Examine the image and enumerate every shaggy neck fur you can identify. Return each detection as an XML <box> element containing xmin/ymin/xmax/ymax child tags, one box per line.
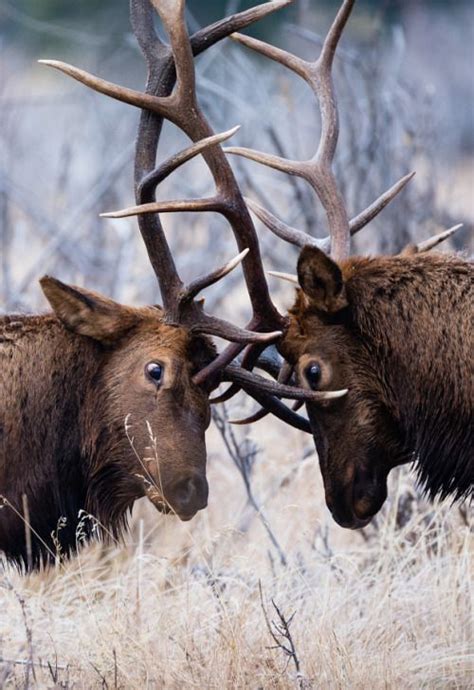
<box><xmin>345</xmin><ymin>253</ymin><xmax>473</xmax><ymax>500</ymax></box>
<box><xmin>0</xmin><ymin>315</ymin><xmax>139</xmax><ymax>567</ymax></box>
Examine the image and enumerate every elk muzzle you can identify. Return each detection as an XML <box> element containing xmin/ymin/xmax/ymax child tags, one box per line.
<box><xmin>326</xmin><ymin>465</ymin><xmax>388</xmax><ymax>529</ymax></box>
<box><xmin>168</xmin><ymin>473</ymin><xmax>209</xmax><ymax>521</ymax></box>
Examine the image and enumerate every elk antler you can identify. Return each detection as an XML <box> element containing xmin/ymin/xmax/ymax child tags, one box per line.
<box><xmin>41</xmin><ymin>0</ymin><xmax>333</xmax><ymax>411</ymax></box>
<box><xmin>224</xmin><ymin>0</ymin><xmax>414</xmax><ymax>261</ymax></box>
<box><xmin>208</xmin><ymin>0</ymin><xmax>421</xmax><ymax>428</ymax></box>
<box><xmin>401</xmin><ymin>224</ymin><xmax>464</xmax><ymax>255</ymax></box>
<box><xmin>40</xmin><ymin>0</ymin><xmax>294</xmax><ymax>380</ymax></box>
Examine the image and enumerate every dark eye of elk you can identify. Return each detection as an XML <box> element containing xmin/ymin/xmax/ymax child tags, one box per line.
<box><xmin>305</xmin><ymin>363</ymin><xmax>322</xmax><ymax>390</ymax></box>
<box><xmin>145</xmin><ymin>362</ymin><xmax>163</xmax><ymax>385</ymax></box>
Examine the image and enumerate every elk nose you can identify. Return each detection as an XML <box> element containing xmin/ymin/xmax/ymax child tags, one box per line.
<box><xmin>172</xmin><ymin>475</ymin><xmax>209</xmax><ymax>519</ymax></box>
<box><xmin>352</xmin><ymin>469</ymin><xmax>387</xmax><ymax>521</ymax></box>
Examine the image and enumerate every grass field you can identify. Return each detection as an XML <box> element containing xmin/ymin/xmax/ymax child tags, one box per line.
<box><xmin>1</xmin><ymin>416</ymin><xmax>472</xmax><ymax>689</ymax></box>
<box><xmin>1</xmin><ymin>3</ymin><xmax>473</xmax><ymax>687</ymax></box>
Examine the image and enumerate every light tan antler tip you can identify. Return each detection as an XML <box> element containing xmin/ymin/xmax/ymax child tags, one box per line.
<box><xmin>267</xmin><ymin>270</ymin><xmax>299</xmax><ymax>285</ymax></box>
<box><xmin>227</xmin><ymin>124</ymin><xmax>241</xmax><ymax>136</ymax></box>
<box><xmin>235</xmin><ymin>247</ymin><xmax>250</xmax><ymax>261</ymax></box>
<box><xmin>100</xmin><ymin>205</ymin><xmax>145</xmax><ymax>219</ymax></box>
<box><xmin>260</xmin><ymin>330</ymin><xmax>284</xmax><ymax>342</ymax></box>
<box><xmin>272</xmin><ymin>0</ymin><xmax>294</xmax><ymax>8</ymax></box>
<box><xmin>100</xmin><ymin>210</ymin><xmax>123</xmax><ymax>219</ymax></box>
<box><xmin>38</xmin><ymin>59</ymin><xmax>70</xmax><ymax>71</ymax></box>
<box><xmin>416</xmin><ymin>223</ymin><xmax>464</xmax><ymax>252</ymax></box>
<box><xmin>324</xmin><ymin>389</ymin><xmax>349</xmax><ymax>399</ymax></box>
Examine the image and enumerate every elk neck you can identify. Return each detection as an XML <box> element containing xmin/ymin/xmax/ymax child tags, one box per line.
<box><xmin>343</xmin><ymin>252</ymin><xmax>473</xmax><ymax>499</ymax></box>
<box><xmin>0</xmin><ymin>313</ymin><xmax>131</xmax><ymax>563</ymax></box>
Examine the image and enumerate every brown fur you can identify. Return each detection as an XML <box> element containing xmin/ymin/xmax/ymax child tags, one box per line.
<box><xmin>281</xmin><ymin>248</ymin><xmax>473</xmax><ymax>528</ymax></box>
<box><xmin>0</xmin><ymin>278</ymin><xmax>216</xmax><ymax>567</ymax></box>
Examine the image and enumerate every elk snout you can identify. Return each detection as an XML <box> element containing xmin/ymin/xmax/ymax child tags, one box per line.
<box><xmin>169</xmin><ymin>474</ymin><xmax>209</xmax><ymax>521</ymax></box>
<box><xmin>325</xmin><ymin>466</ymin><xmax>388</xmax><ymax>529</ymax></box>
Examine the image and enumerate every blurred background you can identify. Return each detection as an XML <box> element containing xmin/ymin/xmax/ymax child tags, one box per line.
<box><xmin>1</xmin><ymin>3</ymin><xmax>473</xmax><ymax>687</ymax></box>
<box><xmin>0</xmin><ymin>0</ymin><xmax>473</xmax><ymax>317</ymax></box>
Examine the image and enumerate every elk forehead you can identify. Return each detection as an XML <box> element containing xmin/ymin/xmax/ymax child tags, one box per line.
<box><xmin>133</xmin><ymin>309</ymin><xmax>192</xmax><ymax>351</ymax></box>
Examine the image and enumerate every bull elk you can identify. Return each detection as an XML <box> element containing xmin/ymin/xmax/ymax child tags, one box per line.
<box><xmin>110</xmin><ymin>0</ymin><xmax>473</xmax><ymax>528</ymax></box>
<box><xmin>1</xmin><ymin>0</ymin><xmax>341</xmax><ymax>568</ymax></box>
<box><xmin>223</xmin><ymin>0</ymin><xmax>474</xmax><ymax>527</ymax></box>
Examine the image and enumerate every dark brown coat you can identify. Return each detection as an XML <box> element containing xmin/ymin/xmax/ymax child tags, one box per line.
<box><xmin>0</xmin><ymin>278</ymin><xmax>215</xmax><ymax>567</ymax></box>
<box><xmin>281</xmin><ymin>247</ymin><xmax>473</xmax><ymax>528</ymax></box>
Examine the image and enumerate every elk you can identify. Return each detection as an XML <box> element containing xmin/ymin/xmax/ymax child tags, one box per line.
<box><xmin>1</xmin><ymin>0</ymin><xmax>341</xmax><ymax>568</ymax></box>
<box><xmin>111</xmin><ymin>0</ymin><xmax>473</xmax><ymax>528</ymax></box>
<box><xmin>223</xmin><ymin>0</ymin><xmax>473</xmax><ymax>527</ymax></box>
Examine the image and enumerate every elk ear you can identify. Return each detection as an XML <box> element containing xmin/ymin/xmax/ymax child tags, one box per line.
<box><xmin>40</xmin><ymin>276</ymin><xmax>138</xmax><ymax>343</ymax></box>
<box><xmin>297</xmin><ymin>246</ymin><xmax>348</xmax><ymax>313</ymax></box>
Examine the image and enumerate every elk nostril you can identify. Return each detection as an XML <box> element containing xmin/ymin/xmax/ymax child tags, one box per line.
<box><xmin>352</xmin><ymin>475</ymin><xmax>386</xmax><ymax>521</ymax></box>
<box><xmin>174</xmin><ymin>478</ymin><xmax>194</xmax><ymax>504</ymax></box>
<box><xmin>173</xmin><ymin>475</ymin><xmax>208</xmax><ymax>514</ymax></box>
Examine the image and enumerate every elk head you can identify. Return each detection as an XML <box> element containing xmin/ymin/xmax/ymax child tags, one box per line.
<box><xmin>40</xmin><ymin>276</ymin><xmax>217</xmax><ymax>521</ymax></box>
<box><xmin>278</xmin><ymin>247</ymin><xmax>398</xmax><ymax>528</ymax></box>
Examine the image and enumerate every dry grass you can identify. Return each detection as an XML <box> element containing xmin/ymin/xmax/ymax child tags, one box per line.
<box><xmin>1</xmin><ymin>6</ymin><xmax>473</xmax><ymax>689</ymax></box>
<box><xmin>1</xmin><ymin>419</ymin><xmax>472</xmax><ymax>689</ymax></box>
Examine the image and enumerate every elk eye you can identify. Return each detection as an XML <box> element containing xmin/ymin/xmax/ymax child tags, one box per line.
<box><xmin>305</xmin><ymin>362</ymin><xmax>322</xmax><ymax>390</ymax></box>
<box><xmin>145</xmin><ymin>362</ymin><xmax>163</xmax><ymax>385</ymax></box>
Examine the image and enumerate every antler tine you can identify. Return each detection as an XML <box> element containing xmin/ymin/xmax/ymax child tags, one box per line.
<box><xmin>267</xmin><ymin>271</ymin><xmax>298</xmax><ymax>285</ymax></box>
<box><xmin>349</xmin><ymin>172</ymin><xmax>416</xmax><ymax>235</ymax></box>
<box><xmin>416</xmin><ymin>224</ymin><xmax>463</xmax><ymax>253</ymax></box>
<box><xmin>192</xmin><ymin>315</ymin><xmax>281</xmax><ymax>345</ymax></box>
<box><xmin>319</xmin><ymin>0</ymin><xmax>355</xmax><ymax>70</ymax></box>
<box><xmin>223</xmin><ymin>365</ymin><xmax>348</xmax><ymax>402</ymax></box>
<box><xmin>229</xmin><ymin>407</ymin><xmax>269</xmax><ymax>425</ymax></box>
<box><xmin>37</xmin><ymin>59</ymin><xmax>172</xmax><ymax>115</ymax></box>
<box><xmin>181</xmin><ymin>249</ymin><xmax>250</xmax><ymax>304</ymax></box>
<box><xmin>245</xmin><ymin>197</ymin><xmax>329</xmax><ymax>251</ymax></box>
<box><xmin>103</xmin><ymin>198</ymin><xmax>220</xmax><ymax>219</ymax></box>
<box><xmin>192</xmin><ymin>0</ymin><xmax>294</xmax><ymax>56</ymax></box>
<box><xmin>210</xmin><ymin>383</ymin><xmax>240</xmax><ymax>404</ymax></box>
<box><xmin>231</xmin><ymin>389</ymin><xmax>312</xmax><ymax>433</ymax></box>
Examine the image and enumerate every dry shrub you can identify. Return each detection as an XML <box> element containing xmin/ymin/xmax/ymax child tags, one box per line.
<box><xmin>1</xmin><ymin>417</ymin><xmax>472</xmax><ymax>689</ymax></box>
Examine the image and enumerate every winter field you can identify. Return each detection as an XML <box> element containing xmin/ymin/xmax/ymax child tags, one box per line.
<box><xmin>1</xmin><ymin>1</ymin><xmax>473</xmax><ymax>687</ymax></box>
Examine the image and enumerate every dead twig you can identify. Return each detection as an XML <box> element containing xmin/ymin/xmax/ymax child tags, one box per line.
<box><xmin>212</xmin><ymin>406</ymin><xmax>288</xmax><ymax>567</ymax></box>
<box><xmin>258</xmin><ymin>580</ymin><xmax>307</xmax><ymax>689</ymax></box>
